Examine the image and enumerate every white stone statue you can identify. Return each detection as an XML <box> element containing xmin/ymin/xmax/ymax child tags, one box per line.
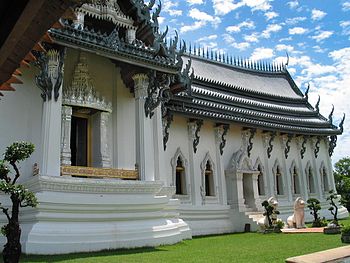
<box><xmin>257</xmin><ymin>197</ymin><xmax>279</xmax><ymax>230</ymax></box>
<box><xmin>287</xmin><ymin>197</ymin><xmax>306</xmax><ymax>229</ymax></box>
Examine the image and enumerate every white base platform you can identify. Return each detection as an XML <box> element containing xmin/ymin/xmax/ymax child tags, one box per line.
<box><xmin>0</xmin><ymin>175</ymin><xmax>191</xmax><ymax>255</ymax></box>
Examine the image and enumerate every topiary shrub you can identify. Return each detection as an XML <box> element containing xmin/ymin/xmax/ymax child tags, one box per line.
<box><xmin>327</xmin><ymin>190</ymin><xmax>339</xmax><ymax>226</ymax></box>
<box><xmin>307</xmin><ymin>198</ymin><xmax>324</xmax><ymax>227</ymax></box>
<box><xmin>0</xmin><ymin>142</ymin><xmax>38</xmax><ymax>263</ymax></box>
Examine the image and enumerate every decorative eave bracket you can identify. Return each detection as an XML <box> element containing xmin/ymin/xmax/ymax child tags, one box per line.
<box><xmin>162</xmin><ymin>107</ymin><xmax>174</xmax><ymax>151</ymax></box>
<box><xmin>263</xmin><ymin>131</ymin><xmax>276</xmax><ymax>159</ymax></box>
<box><xmin>215</xmin><ymin>124</ymin><xmax>230</xmax><ymax>155</ymax></box>
<box><xmin>188</xmin><ymin>119</ymin><xmax>203</xmax><ymax>154</ymax></box>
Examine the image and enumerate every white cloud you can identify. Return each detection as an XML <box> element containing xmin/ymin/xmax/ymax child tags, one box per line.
<box><xmin>342</xmin><ymin>2</ymin><xmax>350</xmax><ymax>11</ymax></box>
<box><xmin>244</xmin><ymin>32</ymin><xmax>259</xmax><ymax>42</ymax></box>
<box><xmin>189</xmin><ymin>8</ymin><xmax>221</xmax><ymax>27</ymax></box>
<box><xmin>212</xmin><ymin>0</ymin><xmax>271</xmax><ymax>15</ymax></box>
<box><xmin>233</xmin><ymin>42</ymin><xmax>251</xmax><ymax>50</ymax></box>
<box><xmin>275</xmin><ymin>44</ymin><xmax>294</xmax><ymax>52</ymax></box>
<box><xmin>180</xmin><ymin>21</ymin><xmax>206</xmax><ymax>33</ymax></box>
<box><xmin>313</xmin><ymin>45</ymin><xmax>327</xmax><ymax>53</ymax></box>
<box><xmin>180</xmin><ymin>8</ymin><xmax>221</xmax><ymax>33</ymax></box>
<box><xmin>226</xmin><ymin>20</ymin><xmax>255</xmax><ymax>33</ymax></box>
<box><xmin>242</xmin><ymin>0</ymin><xmax>271</xmax><ymax>11</ymax></box>
<box><xmin>223</xmin><ymin>34</ymin><xmax>250</xmax><ymax>50</ymax></box>
<box><xmin>212</xmin><ymin>0</ymin><xmax>244</xmax><ymax>15</ymax></box>
<box><xmin>187</xmin><ymin>0</ymin><xmax>204</xmax><ymax>5</ymax></box>
<box><xmin>163</xmin><ymin>0</ymin><xmax>183</xmax><ymax>16</ymax></box>
<box><xmin>265</xmin><ymin>11</ymin><xmax>279</xmax><ymax>21</ymax></box>
<box><xmin>279</xmin><ymin>37</ymin><xmax>292</xmax><ymax>42</ymax></box>
<box><xmin>287</xmin><ymin>1</ymin><xmax>299</xmax><ymax>9</ymax></box>
<box><xmin>250</xmin><ymin>47</ymin><xmax>274</xmax><ymax>60</ymax></box>
<box><xmin>261</xmin><ymin>24</ymin><xmax>282</xmax><ymax>38</ymax></box>
<box><xmin>311</xmin><ymin>30</ymin><xmax>333</xmax><ymax>42</ymax></box>
<box><xmin>197</xmin><ymin>34</ymin><xmax>218</xmax><ymax>42</ymax></box>
<box><xmin>311</xmin><ymin>9</ymin><xmax>326</xmax><ymax>21</ymax></box>
<box><xmin>285</xmin><ymin>17</ymin><xmax>306</xmax><ymax>25</ymax></box>
<box><xmin>340</xmin><ymin>21</ymin><xmax>350</xmax><ymax>37</ymax></box>
<box><xmin>289</xmin><ymin>27</ymin><xmax>308</xmax><ymax>35</ymax></box>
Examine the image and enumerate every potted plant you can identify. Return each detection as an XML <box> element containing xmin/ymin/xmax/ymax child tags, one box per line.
<box><xmin>341</xmin><ymin>225</ymin><xmax>350</xmax><ymax>243</ymax></box>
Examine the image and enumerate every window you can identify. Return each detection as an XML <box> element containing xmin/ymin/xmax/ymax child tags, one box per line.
<box><xmin>205</xmin><ymin>161</ymin><xmax>215</xmax><ymax>196</ymax></box>
<box><xmin>175</xmin><ymin>157</ymin><xmax>186</xmax><ymax>195</ymax></box>
<box><xmin>275</xmin><ymin>166</ymin><xmax>284</xmax><ymax>195</ymax></box>
<box><xmin>322</xmin><ymin>167</ymin><xmax>329</xmax><ymax>192</ymax></box>
<box><xmin>293</xmin><ymin>167</ymin><xmax>300</xmax><ymax>194</ymax></box>
<box><xmin>257</xmin><ymin>165</ymin><xmax>265</xmax><ymax>196</ymax></box>
<box><xmin>308</xmin><ymin>167</ymin><xmax>315</xmax><ymax>193</ymax></box>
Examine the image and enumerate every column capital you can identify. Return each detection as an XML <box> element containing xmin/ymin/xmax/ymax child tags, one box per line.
<box><xmin>133</xmin><ymin>73</ymin><xmax>149</xmax><ymax>99</ymax></box>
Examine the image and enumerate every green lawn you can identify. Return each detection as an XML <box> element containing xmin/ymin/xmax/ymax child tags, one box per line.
<box><xmin>12</xmin><ymin>217</ymin><xmax>350</xmax><ymax>263</ymax></box>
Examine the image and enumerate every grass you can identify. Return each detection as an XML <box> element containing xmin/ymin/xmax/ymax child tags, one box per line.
<box><xmin>7</xmin><ymin>217</ymin><xmax>350</xmax><ymax>263</ymax></box>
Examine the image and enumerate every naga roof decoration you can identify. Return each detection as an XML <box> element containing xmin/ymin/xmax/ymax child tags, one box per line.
<box><xmin>166</xmin><ymin>54</ymin><xmax>343</xmax><ymax>136</ymax></box>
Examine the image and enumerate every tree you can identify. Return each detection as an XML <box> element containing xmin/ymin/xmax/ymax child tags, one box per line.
<box><xmin>0</xmin><ymin>142</ymin><xmax>38</xmax><ymax>263</ymax></box>
<box><xmin>307</xmin><ymin>198</ymin><xmax>322</xmax><ymax>227</ymax></box>
<box><xmin>334</xmin><ymin>157</ymin><xmax>350</xmax><ymax>211</ymax></box>
<box><xmin>327</xmin><ymin>190</ymin><xmax>339</xmax><ymax>225</ymax></box>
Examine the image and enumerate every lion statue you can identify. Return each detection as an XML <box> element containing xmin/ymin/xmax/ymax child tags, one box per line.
<box><xmin>287</xmin><ymin>197</ymin><xmax>306</xmax><ymax>229</ymax></box>
<box><xmin>257</xmin><ymin>197</ymin><xmax>279</xmax><ymax>230</ymax></box>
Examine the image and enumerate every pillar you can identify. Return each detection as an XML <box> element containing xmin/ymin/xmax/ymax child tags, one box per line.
<box><xmin>214</xmin><ymin>126</ymin><xmax>227</xmax><ymax>205</ymax></box>
<box><xmin>262</xmin><ymin>133</ymin><xmax>274</xmax><ymax>197</ymax></box>
<box><xmin>153</xmin><ymin>106</ymin><xmax>166</xmax><ymax>182</ymax></box>
<box><xmin>296</xmin><ymin>136</ymin><xmax>309</xmax><ymax>201</ymax></box>
<box><xmin>188</xmin><ymin>121</ymin><xmax>198</xmax><ymax>205</ymax></box>
<box><xmin>310</xmin><ymin>137</ymin><xmax>323</xmax><ymax>200</ymax></box>
<box><xmin>39</xmin><ymin>49</ymin><xmax>65</xmax><ymax>176</ymax></box>
<box><xmin>60</xmin><ymin>105</ymin><xmax>72</xmax><ymax>165</ymax></box>
<box><xmin>281</xmin><ymin>134</ymin><xmax>293</xmax><ymax>202</ymax></box>
<box><xmin>133</xmin><ymin>74</ymin><xmax>155</xmax><ymax>181</ymax></box>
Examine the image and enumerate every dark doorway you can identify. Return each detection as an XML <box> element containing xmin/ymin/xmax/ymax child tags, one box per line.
<box><xmin>70</xmin><ymin>116</ymin><xmax>88</xmax><ymax>166</ymax></box>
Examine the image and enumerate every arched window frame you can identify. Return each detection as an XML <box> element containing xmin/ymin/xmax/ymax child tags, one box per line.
<box><xmin>272</xmin><ymin>159</ymin><xmax>284</xmax><ymax>196</ymax></box>
<box><xmin>254</xmin><ymin>157</ymin><xmax>265</xmax><ymax>196</ymax></box>
<box><xmin>200</xmin><ymin>152</ymin><xmax>216</xmax><ymax>197</ymax></box>
<box><xmin>171</xmin><ymin>148</ymin><xmax>189</xmax><ymax>196</ymax></box>
<box><xmin>320</xmin><ymin>161</ymin><xmax>329</xmax><ymax>193</ymax></box>
<box><xmin>305</xmin><ymin>161</ymin><xmax>316</xmax><ymax>194</ymax></box>
<box><xmin>290</xmin><ymin>160</ymin><xmax>301</xmax><ymax>195</ymax></box>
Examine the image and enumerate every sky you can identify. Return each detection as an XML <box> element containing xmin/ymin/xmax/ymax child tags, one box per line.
<box><xmin>156</xmin><ymin>0</ymin><xmax>350</xmax><ymax>164</ymax></box>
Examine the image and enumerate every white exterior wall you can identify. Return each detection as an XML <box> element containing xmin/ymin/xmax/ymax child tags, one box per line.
<box><xmin>0</xmin><ymin>67</ymin><xmax>43</xmax><ymax>181</ymax></box>
<box><xmin>164</xmin><ymin>117</ymin><xmax>347</xmax><ymax>234</ymax></box>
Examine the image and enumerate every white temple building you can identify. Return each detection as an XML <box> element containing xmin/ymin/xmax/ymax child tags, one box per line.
<box><xmin>0</xmin><ymin>0</ymin><xmax>347</xmax><ymax>255</ymax></box>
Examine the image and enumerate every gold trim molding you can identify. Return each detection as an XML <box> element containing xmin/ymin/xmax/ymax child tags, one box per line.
<box><xmin>61</xmin><ymin>166</ymin><xmax>138</xmax><ymax>180</ymax></box>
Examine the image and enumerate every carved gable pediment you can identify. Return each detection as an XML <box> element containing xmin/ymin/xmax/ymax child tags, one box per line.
<box><xmin>63</xmin><ymin>52</ymin><xmax>112</xmax><ymax>112</ymax></box>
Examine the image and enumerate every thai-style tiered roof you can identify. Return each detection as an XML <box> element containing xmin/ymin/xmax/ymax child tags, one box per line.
<box><xmin>167</xmin><ymin>54</ymin><xmax>343</xmax><ymax>136</ymax></box>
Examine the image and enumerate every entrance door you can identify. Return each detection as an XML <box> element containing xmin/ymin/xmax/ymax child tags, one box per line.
<box><xmin>70</xmin><ymin>116</ymin><xmax>89</xmax><ymax>166</ymax></box>
<box><xmin>243</xmin><ymin>174</ymin><xmax>255</xmax><ymax>209</ymax></box>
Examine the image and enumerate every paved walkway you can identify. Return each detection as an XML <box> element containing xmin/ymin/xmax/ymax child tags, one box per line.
<box><xmin>281</xmin><ymin>227</ymin><xmax>325</xmax><ymax>233</ymax></box>
<box><xmin>286</xmin><ymin>245</ymin><xmax>350</xmax><ymax>263</ymax></box>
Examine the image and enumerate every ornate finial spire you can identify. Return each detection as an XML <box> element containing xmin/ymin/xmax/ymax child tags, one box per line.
<box><xmin>328</xmin><ymin>104</ymin><xmax>334</xmax><ymax>125</ymax></box>
<box><xmin>285</xmin><ymin>52</ymin><xmax>289</xmax><ymax>67</ymax></box>
<box><xmin>315</xmin><ymin>95</ymin><xmax>320</xmax><ymax>113</ymax></box>
<box><xmin>305</xmin><ymin>83</ymin><xmax>310</xmax><ymax>100</ymax></box>
<box><xmin>339</xmin><ymin>113</ymin><xmax>346</xmax><ymax>133</ymax></box>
